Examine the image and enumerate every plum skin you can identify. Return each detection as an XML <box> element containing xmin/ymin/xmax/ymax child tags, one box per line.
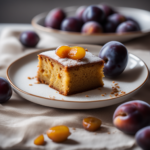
<box><xmin>107</xmin><ymin>13</ymin><xmax>126</xmax><ymax>27</ymax></box>
<box><xmin>61</xmin><ymin>17</ymin><xmax>82</xmax><ymax>32</ymax></box>
<box><xmin>103</xmin><ymin>21</ymin><xmax>117</xmax><ymax>33</ymax></box>
<box><xmin>126</xmin><ymin>16</ymin><xmax>141</xmax><ymax>30</ymax></box>
<box><xmin>99</xmin><ymin>41</ymin><xmax>128</xmax><ymax>77</ymax></box>
<box><xmin>0</xmin><ymin>77</ymin><xmax>12</xmax><ymax>103</ymax></box>
<box><xmin>45</xmin><ymin>8</ymin><xmax>66</xmax><ymax>29</ymax></box>
<box><xmin>116</xmin><ymin>21</ymin><xmax>140</xmax><ymax>33</ymax></box>
<box><xmin>82</xmin><ymin>5</ymin><xmax>105</xmax><ymax>23</ymax></box>
<box><xmin>99</xmin><ymin>4</ymin><xmax>114</xmax><ymax>18</ymax></box>
<box><xmin>81</xmin><ymin>21</ymin><xmax>103</xmax><ymax>34</ymax></box>
<box><xmin>20</xmin><ymin>31</ymin><xmax>40</xmax><ymax>47</ymax></box>
<box><xmin>113</xmin><ymin>100</ymin><xmax>150</xmax><ymax>135</ymax></box>
<box><xmin>75</xmin><ymin>6</ymin><xmax>86</xmax><ymax>22</ymax></box>
<box><xmin>136</xmin><ymin>126</ymin><xmax>150</xmax><ymax>150</ymax></box>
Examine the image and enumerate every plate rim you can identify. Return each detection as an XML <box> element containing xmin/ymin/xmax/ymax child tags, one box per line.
<box><xmin>6</xmin><ymin>46</ymin><xmax>149</xmax><ymax>103</ymax></box>
<box><xmin>31</xmin><ymin>6</ymin><xmax>150</xmax><ymax>36</ymax></box>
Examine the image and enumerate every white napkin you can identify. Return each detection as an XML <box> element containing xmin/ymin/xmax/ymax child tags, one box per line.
<box><xmin>1</xmin><ymin>27</ymin><xmax>149</xmax><ymax>150</ymax></box>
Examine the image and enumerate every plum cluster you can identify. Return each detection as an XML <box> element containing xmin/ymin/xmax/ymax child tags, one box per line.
<box><xmin>113</xmin><ymin>100</ymin><xmax>150</xmax><ymax>149</ymax></box>
<box><xmin>45</xmin><ymin>5</ymin><xmax>140</xmax><ymax>34</ymax></box>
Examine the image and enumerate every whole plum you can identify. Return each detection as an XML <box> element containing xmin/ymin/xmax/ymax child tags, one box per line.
<box><xmin>81</xmin><ymin>21</ymin><xmax>103</xmax><ymax>34</ymax></box>
<box><xmin>99</xmin><ymin>41</ymin><xmax>128</xmax><ymax>77</ymax></box>
<box><xmin>82</xmin><ymin>5</ymin><xmax>105</xmax><ymax>23</ymax></box>
<box><xmin>99</xmin><ymin>4</ymin><xmax>114</xmax><ymax>18</ymax></box>
<box><xmin>20</xmin><ymin>31</ymin><xmax>40</xmax><ymax>47</ymax></box>
<box><xmin>116</xmin><ymin>21</ymin><xmax>140</xmax><ymax>33</ymax></box>
<box><xmin>107</xmin><ymin>13</ymin><xmax>126</xmax><ymax>27</ymax></box>
<box><xmin>126</xmin><ymin>16</ymin><xmax>141</xmax><ymax>30</ymax></box>
<box><xmin>0</xmin><ymin>77</ymin><xmax>12</xmax><ymax>103</ymax></box>
<box><xmin>113</xmin><ymin>100</ymin><xmax>150</xmax><ymax>135</ymax></box>
<box><xmin>136</xmin><ymin>126</ymin><xmax>150</xmax><ymax>150</ymax></box>
<box><xmin>76</xmin><ymin>6</ymin><xmax>86</xmax><ymax>22</ymax></box>
<box><xmin>103</xmin><ymin>21</ymin><xmax>117</xmax><ymax>33</ymax></box>
<box><xmin>61</xmin><ymin>17</ymin><xmax>82</xmax><ymax>32</ymax></box>
<box><xmin>45</xmin><ymin>8</ymin><xmax>66</xmax><ymax>29</ymax></box>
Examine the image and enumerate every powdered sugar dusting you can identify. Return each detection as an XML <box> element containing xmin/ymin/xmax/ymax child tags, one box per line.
<box><xmin>39</xmin><ymin>50</ymin><xmax>103</xmax><ymax>67</ymax></box>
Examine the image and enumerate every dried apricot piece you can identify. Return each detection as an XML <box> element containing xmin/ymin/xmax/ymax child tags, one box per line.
<box><xmin>34</xmin><ymin>134</ymin><xmax>45</xmax><ymax>145</ymax></box>
<box><xmin>83</xmin><ymin>117</ymin><xmax>102</xmax><ymax>131</ymax></box>
<box><xmin>55</xmin><ymin>45</ymin><xmax>71</xmax><ymax>58</ymax></box>
<box><xmin>68</xmin><ymin>46</ymin><xmax>86</xmax><ymax>60</ymax></box>
<box><xmin>47</xmin><ymin>125</ymin><xmax>71</xmax><ymax>143</ymax></box>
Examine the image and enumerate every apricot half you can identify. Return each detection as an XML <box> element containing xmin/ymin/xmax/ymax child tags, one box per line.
<box><xmin>83</xmin><ymin>117</ymin><xmax>102</xmax><ymax>131</ymax></box>
<box><xmin>55</xmin><ymin>45</ymin><xmax>86</xmax><ymax>60</ymax></box>
<box><xmin>34</xmin><ymin>134</ymin><xmax>45</xmax><ymax>145</ymax></box>
<box><xmin>47</xmin><ymin>125</ymin><xmax>71</xmax><ymax>143</ymax></box>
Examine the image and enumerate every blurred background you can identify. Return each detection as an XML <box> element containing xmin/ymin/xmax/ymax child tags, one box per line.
<box><xmin>1</xmin><ymin>0</ymin><xmax>150</xmax><ymax>23</ymax></box>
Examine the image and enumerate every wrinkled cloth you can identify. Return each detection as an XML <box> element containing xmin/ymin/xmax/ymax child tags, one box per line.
<box><xmin>1</xmin><ymin>27</ymin><xmax>150</xmax><ymax>150</ymax></box>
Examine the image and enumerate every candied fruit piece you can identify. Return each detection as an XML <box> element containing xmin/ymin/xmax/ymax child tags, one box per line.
<box><xmin>83</xmin><ymin>117</ymin><xmax>102</xmax><ymax>131</ymax></box>
<box><xmin>47</xmin><ymin>125</ymin><xmax>71</xmax><ymax>143</ymax></box>
<box><xmin>68</xmin><ymin>46</ymin><xmax>86</xmax><ymax>60</ymax></box>
<box><xmin>55</xmin><ymin>45</ymin><xmax>71</xmax><ymax>58</ymax></box>
<box><xmin>34</xmin><ymin>134</ymin><xmax>45</xmax><ymax>145</ymax></box>
<box><xmin>55</xmin><ymin>45</ymin><xmax>86</xmax><ymax>60</ymax></box>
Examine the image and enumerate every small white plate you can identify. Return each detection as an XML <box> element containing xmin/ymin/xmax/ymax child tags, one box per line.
<box><xmin>32</xmin><ymin>6</ymin><xmax>150</xmax><ymax>44</ymax></box>
<box><xmin>7</xmin><ymin>45</ymin><xmax>149</xmax><ymax>109</ymax></box>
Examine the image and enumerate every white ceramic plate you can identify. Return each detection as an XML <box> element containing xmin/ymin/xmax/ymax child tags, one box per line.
<box><xmin>32</xmin><ymin>6</ymin><xmax>150</xmax><ymax>44</ymax></box>
<box><xmin>7</xmin><ymin>45</ymin><xmax>149</xmax><ymax>109</ymax></box>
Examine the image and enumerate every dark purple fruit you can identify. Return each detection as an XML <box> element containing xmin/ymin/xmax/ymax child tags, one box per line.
<box><xmin>136</xmin><ymin>126</ymin><xmax>150</xmax><ymax>150</ymax></box>
<box><xmin>103</xmin><ymin>20</ymin><xmax>117</xmax><ymax>33</ymax></box>
<box><xmin>99</xmin><ymin>4</ymin><xmax>114</xmax><ymax>18</ymax></box>
<box><xmin>61</xmin><ymin>17</ymin><xmax>82</xmax><ymax>32</ymax></box>
<box><xmin>82</xmin><ymin>5</ymin><xmax>105</xmax><ymax>23</ymax></box>
<box><xmin>126</xmin><ymin>16</ymin><xmax>141</xmax><ymax>30</ymax></box>
<box><xmin>81</xmin><ymin>21</ymin><xmax>103</xmax><ymax>34</ymax></box>
<box><xmin>20</xmin><ymin>31</ymin><xmax>40</xmax><ymax>47</ymax></box>
<box><xmin>45</xmin><ymin>8</ymin><xmax>66</xmax><ymax>29</ymax></box>
<box><xmin>76</xmin><ymin>6</ymin><xmax>86</xmax><ymax>22</ymax></box>
<box><xmin>116</xmin><ymin>21</ymin><xmax>140</xmax><ymax>33</ymax></box>
<box><xmin>113</xmin><ymin>100</ymin><xmax>150</xmax><ymax>135</ymax></box>
<box><xmin>107</xmin><ymin>13</ymin><xmax>126</xmax><ymax>27</ymax></box>
<box><xmin>0</xmin><ymin>77</ymin><xmax>12</xmax><ymax>103</ymax></box>
<box><xmin>99</xmin><ymin>41</ymin><xmax>128</xmax><ymax>77</ymax></box>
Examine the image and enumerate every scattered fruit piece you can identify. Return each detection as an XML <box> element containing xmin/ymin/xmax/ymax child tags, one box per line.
<box><xmin>0</xmin><ymin>77</ymin><xmax>12</xmax><ymax>103</ymax></box>
<box><xmin>136</xmin><ymin>126</ymin><xmax>150</xmax><ymax>150</ymax></box>
<box><xmin>20</xmin><ymin>31</ymin><xmax>40</xmax><ymax>47</ymax></box>
<box><xmin>99</xmin><ymin>41</ymin><xmax>128</xmax><ymax>77</ymax></box>
<box><xmin>34</xmin><ymin>134</ymin><xmax>45</xmax><ymax>145</ymax></box>
<box><xmin>83</xmin><ymin>117</ymin><xmax>102</xmax><ymax>131</ymax></box>
<box><xmin>113</xmin><ymin>100</ymin><xmax>150</xmax><ymax>134</ymax></box>
<box><xmin>47</xmin><ymin>125</ymin><xmax>71</xmax><ymax>143</ymax></box>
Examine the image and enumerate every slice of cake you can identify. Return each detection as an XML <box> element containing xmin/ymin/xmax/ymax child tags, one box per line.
<box><xmin>37</xmin><ymin>47</ymin><xmax>104</xmax><ymax>96</ymax></box>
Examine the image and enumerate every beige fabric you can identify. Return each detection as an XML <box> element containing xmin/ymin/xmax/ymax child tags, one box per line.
<box><xmin>1</xmin><ymin>27</ymin><xmax>149</xmax><ymax>150</ymax></box>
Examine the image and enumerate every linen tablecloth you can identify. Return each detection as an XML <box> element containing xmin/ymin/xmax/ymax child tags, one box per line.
<box><xmin>0</xmin><ymin>27</ymin><xmax>150</xmax><ymax>150</ymax></box>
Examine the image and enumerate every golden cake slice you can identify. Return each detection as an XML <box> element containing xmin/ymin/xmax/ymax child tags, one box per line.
<box><xmin>37</xmin><ymin>50</ymin><xmax>104</xmax><ymax>96</ymax></box>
